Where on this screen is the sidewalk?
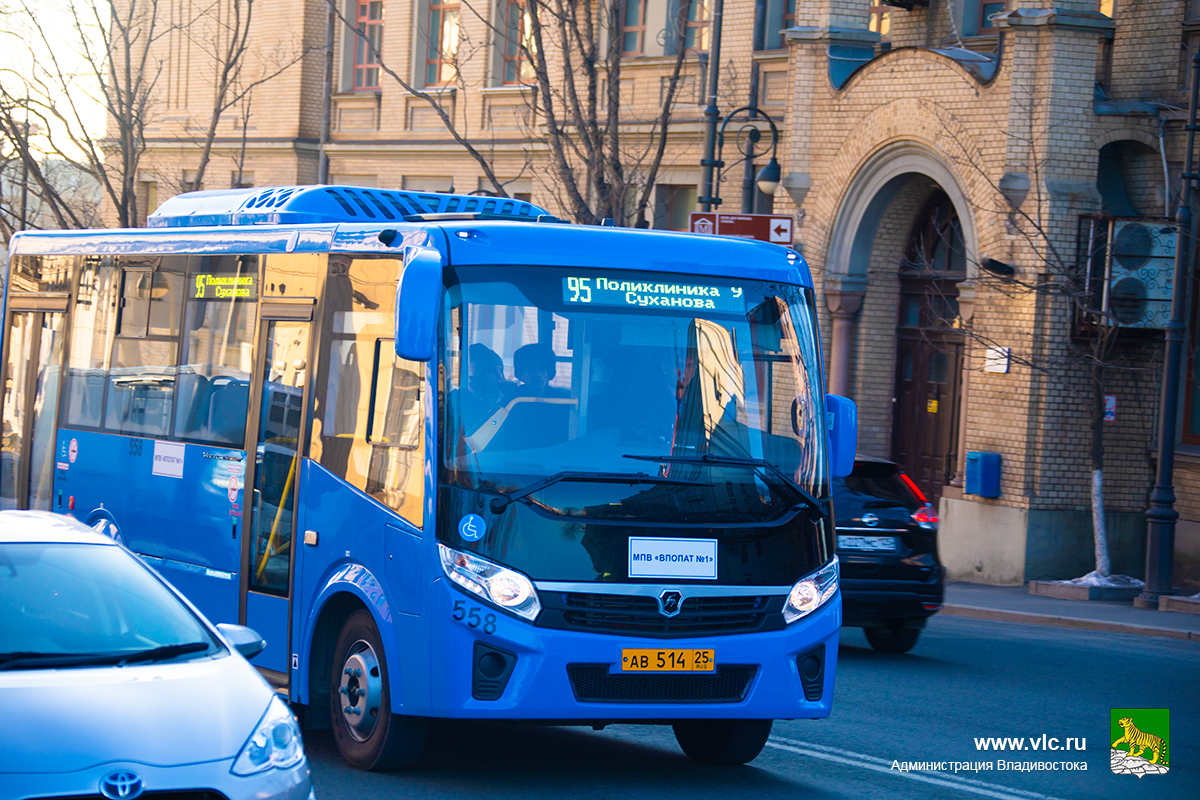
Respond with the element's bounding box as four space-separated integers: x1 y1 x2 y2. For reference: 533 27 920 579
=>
941 582 1200 642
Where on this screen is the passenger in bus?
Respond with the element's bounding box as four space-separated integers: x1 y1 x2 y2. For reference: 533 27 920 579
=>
461 343 509 432
510 343 569 399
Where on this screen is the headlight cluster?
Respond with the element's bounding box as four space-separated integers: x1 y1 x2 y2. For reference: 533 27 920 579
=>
231 695 305 776
438 543 541 621
783 556 839 624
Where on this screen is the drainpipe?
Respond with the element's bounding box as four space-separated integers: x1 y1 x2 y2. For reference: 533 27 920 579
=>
317 4 335 184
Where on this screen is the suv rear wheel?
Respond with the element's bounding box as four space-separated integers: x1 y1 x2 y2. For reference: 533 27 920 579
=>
673 719 773 764
864 624 921 654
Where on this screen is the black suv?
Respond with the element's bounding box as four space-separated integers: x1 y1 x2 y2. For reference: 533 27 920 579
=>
833 457 945 653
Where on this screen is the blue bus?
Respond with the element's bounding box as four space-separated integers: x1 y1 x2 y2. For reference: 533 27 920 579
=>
0 185 856 768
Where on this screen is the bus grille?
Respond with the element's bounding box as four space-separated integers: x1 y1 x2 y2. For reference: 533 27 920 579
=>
566 664 757 703
539 592 783 637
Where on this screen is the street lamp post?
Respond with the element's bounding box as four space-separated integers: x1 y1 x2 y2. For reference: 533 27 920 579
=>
699 0 725 212
1139 49 1200 605
704 106 781 213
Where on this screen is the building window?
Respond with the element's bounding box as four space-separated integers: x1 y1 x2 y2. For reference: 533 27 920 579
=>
1184 3 1200 93
978 1 1007 31
426 0 460 85
354 1 384 91
757 0 796 51
622 0 646 56
654 184 697 231
503 0 535 84
759 71 787 106
868 3 890 41
1098 0 1114 16
683 0 710 52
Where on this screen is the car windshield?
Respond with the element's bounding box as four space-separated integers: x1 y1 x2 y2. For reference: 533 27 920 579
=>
439 265 827 522
0 543 220 665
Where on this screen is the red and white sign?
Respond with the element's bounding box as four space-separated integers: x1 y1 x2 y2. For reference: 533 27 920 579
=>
227 475 240 504
68 438 78 464
689 212 794 245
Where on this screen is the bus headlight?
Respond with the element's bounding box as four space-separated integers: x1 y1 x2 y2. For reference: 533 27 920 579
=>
783 556 839 624
438 543 541 621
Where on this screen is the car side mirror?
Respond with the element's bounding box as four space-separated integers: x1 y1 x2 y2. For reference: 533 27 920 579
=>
394 245 444 362
825 394 858 478
216 622 266 659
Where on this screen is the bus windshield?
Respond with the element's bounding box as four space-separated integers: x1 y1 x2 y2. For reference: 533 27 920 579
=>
439 265 827 528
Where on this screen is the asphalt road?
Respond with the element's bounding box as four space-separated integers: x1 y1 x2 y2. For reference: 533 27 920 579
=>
306 615 1198 800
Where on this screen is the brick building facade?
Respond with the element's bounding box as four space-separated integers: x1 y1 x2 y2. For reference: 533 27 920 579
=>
132 0 1200 590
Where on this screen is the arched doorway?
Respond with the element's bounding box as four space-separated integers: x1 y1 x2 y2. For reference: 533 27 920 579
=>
823 142 976 503
890 190 967 503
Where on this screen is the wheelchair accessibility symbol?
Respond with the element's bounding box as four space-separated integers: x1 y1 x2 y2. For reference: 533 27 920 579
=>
458 514 486 542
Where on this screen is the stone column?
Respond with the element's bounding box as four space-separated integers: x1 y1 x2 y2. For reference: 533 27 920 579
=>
825 286 866 398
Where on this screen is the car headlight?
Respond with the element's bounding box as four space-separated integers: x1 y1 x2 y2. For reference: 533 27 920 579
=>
231 695 305 776
783 556 839 624
438 543 541 621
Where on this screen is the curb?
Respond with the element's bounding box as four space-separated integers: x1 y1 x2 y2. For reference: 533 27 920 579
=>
941 603 1200 642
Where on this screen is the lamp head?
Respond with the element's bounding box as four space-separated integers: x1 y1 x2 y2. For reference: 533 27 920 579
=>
756 158 781 196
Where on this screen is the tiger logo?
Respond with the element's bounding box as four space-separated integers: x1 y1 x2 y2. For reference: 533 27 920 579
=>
1112 717 1169 766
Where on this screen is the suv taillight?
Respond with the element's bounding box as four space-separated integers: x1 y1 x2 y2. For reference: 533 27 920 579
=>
912 503 938 529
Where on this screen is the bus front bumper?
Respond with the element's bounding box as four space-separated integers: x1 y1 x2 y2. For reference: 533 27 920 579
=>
422 578 840 721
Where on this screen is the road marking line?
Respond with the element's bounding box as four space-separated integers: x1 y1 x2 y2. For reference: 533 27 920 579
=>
766 737 1074 800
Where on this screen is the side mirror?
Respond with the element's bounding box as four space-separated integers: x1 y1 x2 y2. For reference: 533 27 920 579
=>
395 245 444 362
215 622 266 659
825 394 858 479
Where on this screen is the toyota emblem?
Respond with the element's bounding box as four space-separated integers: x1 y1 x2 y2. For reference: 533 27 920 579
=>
99 770 144 800
861 513 880 528
658 590 683 618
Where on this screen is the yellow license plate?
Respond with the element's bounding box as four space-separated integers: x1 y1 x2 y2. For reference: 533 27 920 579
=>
621 648 715 672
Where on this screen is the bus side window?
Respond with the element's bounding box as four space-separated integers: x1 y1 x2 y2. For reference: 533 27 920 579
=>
367 339 423 449
175 256 256 447
313 257 424 527
64 257 120 430
103 257 185 438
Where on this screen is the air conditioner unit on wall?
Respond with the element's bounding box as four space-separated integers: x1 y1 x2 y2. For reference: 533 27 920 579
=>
1104 217 1176 328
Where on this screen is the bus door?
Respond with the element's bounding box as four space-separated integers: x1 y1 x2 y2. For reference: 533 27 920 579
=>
1 296 66 511
241 302 313 680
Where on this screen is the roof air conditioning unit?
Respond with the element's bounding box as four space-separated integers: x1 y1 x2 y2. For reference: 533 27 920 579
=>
1103 218 1176 328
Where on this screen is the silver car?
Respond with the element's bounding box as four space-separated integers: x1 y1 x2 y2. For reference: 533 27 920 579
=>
0 510 313 800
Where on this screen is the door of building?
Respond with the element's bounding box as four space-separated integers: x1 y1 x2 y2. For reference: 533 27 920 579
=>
889 191 966 504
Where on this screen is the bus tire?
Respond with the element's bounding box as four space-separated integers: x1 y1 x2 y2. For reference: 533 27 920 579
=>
864 624 921 654
329 609 428 770
672 719 773 765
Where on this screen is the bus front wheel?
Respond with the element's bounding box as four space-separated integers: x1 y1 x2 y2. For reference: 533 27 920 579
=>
673 719 773 765
329 609 428 770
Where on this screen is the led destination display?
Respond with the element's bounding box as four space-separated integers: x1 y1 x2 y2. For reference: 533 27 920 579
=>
562 274 745 313
194 273 256 300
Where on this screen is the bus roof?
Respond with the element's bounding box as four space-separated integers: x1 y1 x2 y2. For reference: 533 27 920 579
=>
7 186 812 288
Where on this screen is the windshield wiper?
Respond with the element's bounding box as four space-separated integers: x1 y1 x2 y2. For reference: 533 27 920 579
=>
622 453 829 521
490 471 710 513
118 641 212 665
0 651 128 671
0 641 213 671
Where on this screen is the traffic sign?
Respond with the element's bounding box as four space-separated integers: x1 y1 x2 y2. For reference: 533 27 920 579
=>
689 212 794 245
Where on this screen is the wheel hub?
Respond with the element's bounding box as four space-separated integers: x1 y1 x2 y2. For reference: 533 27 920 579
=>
338 640 382 741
